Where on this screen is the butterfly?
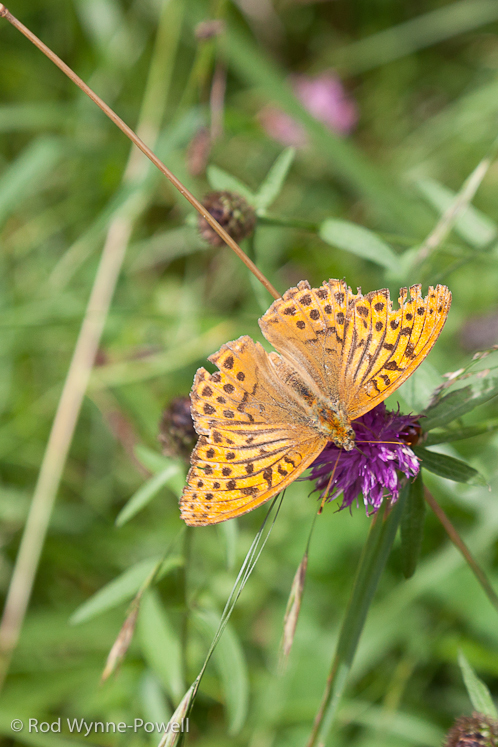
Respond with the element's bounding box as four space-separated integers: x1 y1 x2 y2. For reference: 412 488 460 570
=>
180 279 451 526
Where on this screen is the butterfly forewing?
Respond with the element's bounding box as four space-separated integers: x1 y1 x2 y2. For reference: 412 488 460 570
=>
259 279 451 421
259 279 361 400
342 283 452 419
181 336 326 526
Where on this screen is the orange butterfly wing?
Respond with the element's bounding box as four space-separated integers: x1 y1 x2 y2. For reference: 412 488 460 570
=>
340 283 451 419
259 279 451 420
259 279 359 403
180 336 327 526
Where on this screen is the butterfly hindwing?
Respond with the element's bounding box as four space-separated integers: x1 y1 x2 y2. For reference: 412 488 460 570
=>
181 433 324 526
181 335 326 526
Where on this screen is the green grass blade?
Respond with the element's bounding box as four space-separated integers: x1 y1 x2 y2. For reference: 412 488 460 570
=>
458 650 498 717
134 446 179 474
115 464 182 526
193 609 249 735
218 518 238 571
414 446 487 487
169 496 284 734
138 590 184 702
319 218 401 272
330 0 498 75
415 176 496 249
70 555 183 625
400 473 426 579
0 137 62 227
254 147 295 210
308 490 408 746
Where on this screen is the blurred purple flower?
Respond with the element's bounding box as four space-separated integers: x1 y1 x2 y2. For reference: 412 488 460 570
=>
258 106 308 148
259 71 357 147
292 72 358 134
309 403 420 514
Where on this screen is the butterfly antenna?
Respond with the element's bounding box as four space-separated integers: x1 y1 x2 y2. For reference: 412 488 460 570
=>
355 422 377 437
356 440 403 445
353 444 369 458
318 448 342 514
355 422 404 446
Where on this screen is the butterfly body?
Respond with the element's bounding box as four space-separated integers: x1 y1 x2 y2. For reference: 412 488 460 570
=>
315 406 356 449
180 278 451 526
264 352 355 448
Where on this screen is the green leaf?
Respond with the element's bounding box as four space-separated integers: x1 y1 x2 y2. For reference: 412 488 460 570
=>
139 671 172 726
424 418 498 445
115 464 181 526
254 147 295 210
319 218 401 271
90 322 234 389
70 555 183 624
400 474 426 579
423 374 498 431
416 176 497 249
0 715 94 747
138 590 184 702
135 445 176 474
218 518 238 571
413 446 487 486
458 650 498 717
0 137 62 228
206 165 255 204
193 609 249 735
0 102 74 132
313 492 409 743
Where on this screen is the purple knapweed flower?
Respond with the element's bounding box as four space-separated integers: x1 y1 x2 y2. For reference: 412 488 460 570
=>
291 72 358 135
308 403 420 514
258 71 358 148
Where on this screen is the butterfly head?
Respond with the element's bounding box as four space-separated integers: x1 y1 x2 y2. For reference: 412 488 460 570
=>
316 406 355 451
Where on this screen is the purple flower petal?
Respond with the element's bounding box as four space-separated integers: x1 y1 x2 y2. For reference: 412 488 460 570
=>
308 403 420 514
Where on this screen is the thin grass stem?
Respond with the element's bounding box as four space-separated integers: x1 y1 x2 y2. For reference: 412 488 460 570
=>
257 213 320 232
413 139 498 268
199 494 285 675
170 494 285 742
424 487 498 614
0 5 279 301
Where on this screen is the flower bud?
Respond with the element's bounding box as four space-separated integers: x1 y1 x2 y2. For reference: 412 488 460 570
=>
444 712 498 746
187 126 211 177
198 190 256 247
195 19 225 41
159 396 197 462
399 421 422 447
101 604 139 682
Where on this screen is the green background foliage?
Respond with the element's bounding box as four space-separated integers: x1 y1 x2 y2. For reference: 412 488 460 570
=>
1 0 498 745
